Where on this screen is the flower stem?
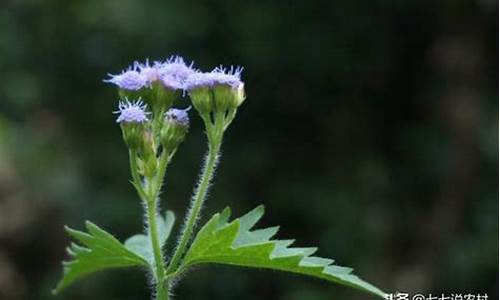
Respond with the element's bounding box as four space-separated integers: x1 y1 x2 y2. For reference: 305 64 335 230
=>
130 149 173 300
166 114 224 275
145 196 168 300
147 150 175 300
152 150 173 198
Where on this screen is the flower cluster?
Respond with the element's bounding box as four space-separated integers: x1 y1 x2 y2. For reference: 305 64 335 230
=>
106 56 244 103
105 56 196 92
107 55 246 155
184 66 243 90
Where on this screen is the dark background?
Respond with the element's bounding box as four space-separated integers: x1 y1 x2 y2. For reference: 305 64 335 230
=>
0 0 498 299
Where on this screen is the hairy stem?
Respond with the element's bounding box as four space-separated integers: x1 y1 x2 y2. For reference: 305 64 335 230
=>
152 150 172 199
146 196 168 300
166 113 224 275
130 148 173 300
147 149 175 300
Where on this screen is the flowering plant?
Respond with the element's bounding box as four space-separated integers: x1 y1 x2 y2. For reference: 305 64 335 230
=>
53 56 386 299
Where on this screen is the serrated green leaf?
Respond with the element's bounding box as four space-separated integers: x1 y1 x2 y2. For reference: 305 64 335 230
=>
53 221 148 294
125 211 175 265
178 205 386 298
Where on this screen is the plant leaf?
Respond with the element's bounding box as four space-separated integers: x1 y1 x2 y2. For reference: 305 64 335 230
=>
125 211 175 265
178 205 386 298
53 221 148 294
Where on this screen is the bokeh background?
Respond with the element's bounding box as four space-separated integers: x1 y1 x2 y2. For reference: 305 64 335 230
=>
0 0 498 299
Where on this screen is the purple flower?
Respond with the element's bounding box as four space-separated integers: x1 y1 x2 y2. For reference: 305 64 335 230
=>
106 56 196 91
135 56 196 90
160 73 185 90
105 64 148 91
115 100 149 123
184 66 243 91
158 56 196 82
165 107 190 126
136 60 184 90
137 60 161 84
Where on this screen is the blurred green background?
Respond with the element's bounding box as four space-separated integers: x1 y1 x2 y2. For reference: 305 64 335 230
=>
0 0 498 299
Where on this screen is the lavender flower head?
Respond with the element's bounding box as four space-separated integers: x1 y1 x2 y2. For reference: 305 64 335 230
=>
136 60 160 84
165 107 190 126
158 56 196 82
105 65 148 91
115 100 149 123
160 73 185 90
184 66 243 91
134 56 196 90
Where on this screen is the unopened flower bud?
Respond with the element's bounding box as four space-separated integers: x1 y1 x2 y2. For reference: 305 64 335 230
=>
235 83 246 107
213 85 233 111
161 108 190 152
213 82 246 111
188 85 213 115
115 100 149 150
140 131 157 177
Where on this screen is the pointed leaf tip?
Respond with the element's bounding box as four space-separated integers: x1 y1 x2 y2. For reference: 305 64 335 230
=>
221 207 231 219
238 205 266 231
54 221 148 293
180 205 385 298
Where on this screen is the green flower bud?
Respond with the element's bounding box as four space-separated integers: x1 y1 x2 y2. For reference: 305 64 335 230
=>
213 83 246 114
120 123 146 151
189 87 213 115
234 83 246 107
144 82 178 117
161 108 190 153
140 131 158 177
213 85 233 112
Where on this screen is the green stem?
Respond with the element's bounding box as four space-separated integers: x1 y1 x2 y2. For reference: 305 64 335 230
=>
145 196 168 300
152 150 172 199
147 150 174 300
166 114 224 275
130 149 173 300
